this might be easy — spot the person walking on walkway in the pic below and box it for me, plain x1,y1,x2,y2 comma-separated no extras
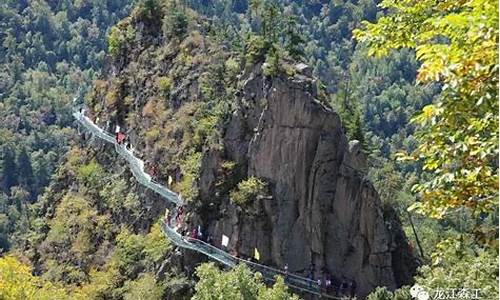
349,279,357,297
339,278,348,296
197,226,203,240
307,270,314,288
283,263,289,282
325,274,332,294
164,208,170,226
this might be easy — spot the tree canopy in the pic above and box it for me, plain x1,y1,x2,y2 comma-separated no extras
354,0,498,236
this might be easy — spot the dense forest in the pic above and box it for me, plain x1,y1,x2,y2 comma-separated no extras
0,0,136,251
0,0,497,299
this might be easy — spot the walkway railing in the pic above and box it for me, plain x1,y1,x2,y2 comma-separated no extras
74,107,346,299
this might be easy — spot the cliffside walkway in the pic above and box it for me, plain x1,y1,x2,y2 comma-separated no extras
74,108,346,299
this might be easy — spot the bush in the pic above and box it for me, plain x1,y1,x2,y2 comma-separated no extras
177,152,202,201
108,26,122,57
135,0,162,21
105,87,119,108
143,222,171,267
225,57,240,80
193,263,299,299
145,127,161,144
415,239,498,298
158,76,172,96
108,21,135,57
262,47,279,77
366,286,412,300
112,229,146,277
76,160,104,187
230,177,267,206
122,273,164,300
245,34,268,66
162,10,188,38
221,160,236,172
0,256,72,300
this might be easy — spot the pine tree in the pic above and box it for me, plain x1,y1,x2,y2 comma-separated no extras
17,148,35,200
332,77,368,152
284,17,305,61
350,111,368,153
1,147,17,195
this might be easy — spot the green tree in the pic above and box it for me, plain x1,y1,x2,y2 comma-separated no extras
332,78,368,151
122,273,164,300
17,147,35,200
354,0,499,240
193,263,299,300
1,147,17,195
0,255,72,300
366,286,411,300
283,17,305,61
162,9,188,38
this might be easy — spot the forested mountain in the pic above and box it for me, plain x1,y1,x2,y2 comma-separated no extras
0,0,497,299
0,0,135,251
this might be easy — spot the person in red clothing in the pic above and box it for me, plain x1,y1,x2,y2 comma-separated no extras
116,132,126,144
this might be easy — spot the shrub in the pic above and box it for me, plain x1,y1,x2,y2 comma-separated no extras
108,26,122,57
143,222,171,267
157,76,172,96
105,87,119,108
366,286,412,300
245,34,268,67
193,263,299,299
230,177,267,206
145,127,161,146
76,160,104,187
135,0,162,21
112,228,146,277
108,22,135,57
122,273,164,300
221,160,236,172
177,152,202,201
262,47,279,77
162,10,188,38
193,114,218,149
142,99,157,117
0,256,72,299
225,57,240,80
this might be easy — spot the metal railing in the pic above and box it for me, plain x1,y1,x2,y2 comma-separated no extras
74,107,348,299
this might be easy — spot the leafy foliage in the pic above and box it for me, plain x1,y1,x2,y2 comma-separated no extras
355,0,499,296
0,0,135,252
0,255,71,300
122,273,165,300
163,9,189,38
230,177,267,206
354,0,499,238
193,263,299,300
415,239,498,298
366,286,411,300
178,152,203,202
108,18,137,58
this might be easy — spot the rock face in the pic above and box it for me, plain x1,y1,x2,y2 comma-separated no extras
90,13,416,296
197,66,416,297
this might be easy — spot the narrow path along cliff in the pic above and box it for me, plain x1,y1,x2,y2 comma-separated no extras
73,105,348,299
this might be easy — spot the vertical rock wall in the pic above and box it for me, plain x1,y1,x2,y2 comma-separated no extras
200,67,416,298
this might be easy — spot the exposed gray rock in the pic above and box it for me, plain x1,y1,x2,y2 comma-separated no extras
197,69,416,298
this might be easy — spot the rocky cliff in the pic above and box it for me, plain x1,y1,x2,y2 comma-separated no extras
87,7,417,298
197,67,416,297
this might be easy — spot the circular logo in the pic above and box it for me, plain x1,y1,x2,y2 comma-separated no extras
410,284,430,300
